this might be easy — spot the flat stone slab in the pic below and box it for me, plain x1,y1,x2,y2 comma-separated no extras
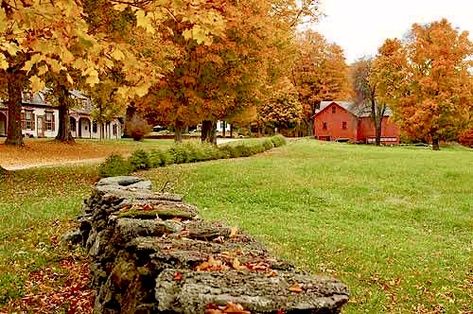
97,176,144,187
72,176,349,313
156,269,350,314
116,218,182,242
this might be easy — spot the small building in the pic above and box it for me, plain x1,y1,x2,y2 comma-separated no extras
314,101,400,144
0,91,123,139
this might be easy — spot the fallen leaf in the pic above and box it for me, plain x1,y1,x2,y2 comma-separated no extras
229,227,238,238
288,283,303,293
173,271,183,281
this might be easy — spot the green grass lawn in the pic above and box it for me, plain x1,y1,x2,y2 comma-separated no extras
143,140,473,313
1,140,472,312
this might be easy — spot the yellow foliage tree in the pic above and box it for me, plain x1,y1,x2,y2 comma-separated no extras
292,31,351,136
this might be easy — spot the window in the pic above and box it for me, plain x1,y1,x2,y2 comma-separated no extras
113,124,117,136
323,122,328,130
342,122,347,130
92,121,97,133
45,111,55,131
332,106,336,114
23,92,33,103
21,110,34,130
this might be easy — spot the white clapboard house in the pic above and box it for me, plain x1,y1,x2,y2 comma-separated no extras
0,91,123,139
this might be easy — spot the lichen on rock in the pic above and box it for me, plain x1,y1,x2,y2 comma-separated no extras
70,176,349,313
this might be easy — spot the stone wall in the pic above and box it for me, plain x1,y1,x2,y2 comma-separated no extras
73,176,349,313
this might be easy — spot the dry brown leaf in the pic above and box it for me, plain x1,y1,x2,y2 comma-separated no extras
196,256,229,272
223,302,251,313
232,258,243,270
288,283,303,293
229,227,238,238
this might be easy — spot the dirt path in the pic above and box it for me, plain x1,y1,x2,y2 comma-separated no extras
3,157,107,171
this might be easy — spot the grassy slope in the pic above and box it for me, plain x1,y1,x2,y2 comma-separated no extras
143,140,473,313
1,140,472,312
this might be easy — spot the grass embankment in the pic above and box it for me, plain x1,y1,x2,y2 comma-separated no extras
1,140,472,312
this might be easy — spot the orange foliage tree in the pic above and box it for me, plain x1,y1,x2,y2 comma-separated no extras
136,0,320,143
377,19,473,150
292,31,351,136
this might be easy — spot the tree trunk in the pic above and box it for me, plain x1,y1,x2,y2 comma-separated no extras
0,166,7,177
124,103,137,139
306,102,319,137
222,121,226,138
5,69,25,146
55,87,75,143
174,120,184,143
201,120,217,144
307,118,314,137
432,136,440,151
374,119,382,146
230,124,233,138
371,101,385,146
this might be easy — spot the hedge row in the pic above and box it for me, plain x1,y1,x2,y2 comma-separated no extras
99,135,287,178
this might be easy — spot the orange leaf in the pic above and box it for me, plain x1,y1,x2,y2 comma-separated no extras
173,272,183,281
229,227,238,238
288,283,303,293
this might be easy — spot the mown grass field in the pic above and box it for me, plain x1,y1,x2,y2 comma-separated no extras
1,139,472,313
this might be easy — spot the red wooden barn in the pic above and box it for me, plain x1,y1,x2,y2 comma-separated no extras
314,101,400,144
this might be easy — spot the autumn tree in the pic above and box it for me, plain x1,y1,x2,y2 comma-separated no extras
380,19,473,150
258,78,303,132
292,31,350,136
88,81,126,140
138,0,276,143
135,0,321,143
351,57,386,146
0,0,227,146
0,1,103,146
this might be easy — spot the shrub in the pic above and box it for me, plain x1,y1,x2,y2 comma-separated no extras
125,114,152,141
182,142,200,162
219,145,239,158
189,141,223,161
99,154,132,178
168,141,223,164
128,149,151,171
234,144,253,157
115,137,287,175
271,135,286,147
168,144,190,164
149,149,174,167
262,139,275,150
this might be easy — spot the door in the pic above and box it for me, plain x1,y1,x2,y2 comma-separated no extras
37,116,44,137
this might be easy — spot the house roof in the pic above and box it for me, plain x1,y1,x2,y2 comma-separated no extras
0,90,94,115
317,101,393,118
